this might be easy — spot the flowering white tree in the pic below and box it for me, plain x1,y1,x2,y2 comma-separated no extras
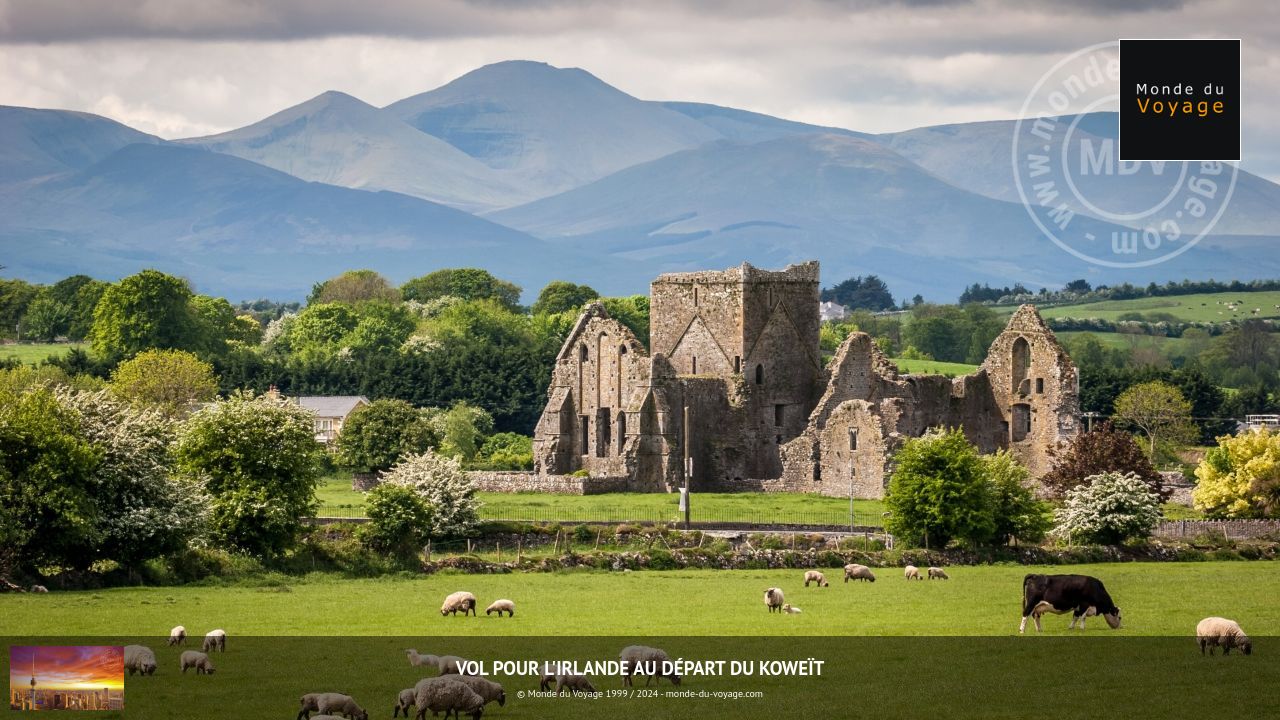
1053,471,1162,545
380,451,481,538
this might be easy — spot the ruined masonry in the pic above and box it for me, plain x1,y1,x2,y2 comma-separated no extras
531,262,1079,497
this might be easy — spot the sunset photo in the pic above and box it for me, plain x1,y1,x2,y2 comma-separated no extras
9,647,124,711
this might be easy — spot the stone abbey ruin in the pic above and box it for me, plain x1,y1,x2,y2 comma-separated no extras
531,262,1079,498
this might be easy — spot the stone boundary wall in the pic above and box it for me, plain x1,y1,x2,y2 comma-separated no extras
465,471,629,495
1155,519,1280,539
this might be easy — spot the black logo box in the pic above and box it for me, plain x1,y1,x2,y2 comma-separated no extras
1120,39,1240,162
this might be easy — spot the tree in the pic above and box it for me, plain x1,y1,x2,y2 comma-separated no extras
1053,472,1161,545
309,269,400,305
110,349,218,417
174,391,321,557
285,303,358,354
90,269,197,359
474,432,534,470
1064,279,1092,293
0,278,38,341
400,268,522,311
820,275,895,311
360,483,433,559
1041,422,1164,498
600,295,650,348
334,399,438,474
21,293,72,341
429,402,495,463
378,451,481,538
1193,430,1280,518
532,281,600,315
1113,381,1198,458
884,429,995,547
983,450,1051,544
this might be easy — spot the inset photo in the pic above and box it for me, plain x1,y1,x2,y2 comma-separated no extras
8,646,124,711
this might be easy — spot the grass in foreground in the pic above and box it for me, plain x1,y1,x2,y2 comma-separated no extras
0,341,85,364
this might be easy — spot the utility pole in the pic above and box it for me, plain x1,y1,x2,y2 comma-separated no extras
681,404,691,530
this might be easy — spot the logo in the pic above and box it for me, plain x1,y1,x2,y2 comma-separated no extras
1012,41,1237,268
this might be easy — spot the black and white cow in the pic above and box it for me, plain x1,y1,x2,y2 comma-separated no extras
1020,574,1121,633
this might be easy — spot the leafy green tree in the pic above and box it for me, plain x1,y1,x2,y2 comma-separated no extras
174,391,321,557
360,483,433,559
286,303,358,354
109,349,218,417
90,269,197,359
1041,422,1163,498
335,399,438,473
0,278,38,341
821,275,895,311
189,295,241,357
1114,381,1198,458
401,268,522,311
21,293,72,341
309,269,400,305
600,295,651,348
378,451,480,539
532,281,600,315
1193,429,1280,518
1053,472,1161,544
982,450,1051,544
884,429,995,547
429,401,495,463
342,303,416,357
474,432,534,470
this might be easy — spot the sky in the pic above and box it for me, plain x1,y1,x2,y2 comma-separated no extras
0,0,1276,178
9,646,124,691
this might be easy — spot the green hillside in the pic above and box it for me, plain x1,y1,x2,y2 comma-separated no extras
1001,291,1280,323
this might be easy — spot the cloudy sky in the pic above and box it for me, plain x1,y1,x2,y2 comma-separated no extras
2,0,1276,178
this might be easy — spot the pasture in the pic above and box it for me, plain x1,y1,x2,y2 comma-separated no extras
1023,291,1280,323
0,341,84,364
889,357,979,376
2,563,1275,719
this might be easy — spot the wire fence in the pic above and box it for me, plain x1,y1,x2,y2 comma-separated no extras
312,504,887,530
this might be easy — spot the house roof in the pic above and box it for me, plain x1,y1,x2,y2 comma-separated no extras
295,396,369,419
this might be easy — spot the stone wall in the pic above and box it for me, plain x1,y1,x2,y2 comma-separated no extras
1154,519,1280,540
466,471,630,495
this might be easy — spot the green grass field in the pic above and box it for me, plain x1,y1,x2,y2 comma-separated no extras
0,341,85,364
1057,330,1193,354
889,357,979,376
1010,291,1280,323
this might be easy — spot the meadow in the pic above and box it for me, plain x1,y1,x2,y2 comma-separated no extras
1019,291,1280,323
0,341,84,364
889,357,979,376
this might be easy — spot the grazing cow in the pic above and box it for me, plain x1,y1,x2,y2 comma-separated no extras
1020,574,1121,633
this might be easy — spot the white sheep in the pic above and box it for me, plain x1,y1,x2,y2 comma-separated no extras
928,567,950,580
540,661,571,690
619,645,681,686
168,625,187,646
123,645,157,676
555,674,597,696
764,587,785,613
437,655,474,676
843,564,876,583
412,677,486,720
904,565,923,581
202,629,226,653
803,571,828,587
179,650,215,675
393,688,416,718
405,649,441,668
1196,617,1253,656
449,675,506,707
30,585,48,593
441,591,478,617
297,692,369,720
782,604,802,614
485,599,515,617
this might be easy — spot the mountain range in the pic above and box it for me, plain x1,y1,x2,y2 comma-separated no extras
2,60,1277,301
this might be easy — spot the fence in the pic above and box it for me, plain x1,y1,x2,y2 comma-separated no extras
312,504,886,530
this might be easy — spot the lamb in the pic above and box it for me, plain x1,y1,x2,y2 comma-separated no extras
764,587,785,613
619,645,681,687
123,645,157,676
393,688,417,718
782,604,802,614
928,567,950,580
485,599,515,617
406,649,441,668
168,625,187,646
179,650,215,675
803,571,829,587
1196,617,1253,656
297,692,369,720
413,677,486,720
843,564,876,583
441,591,478,617
448,675,506,708
555,674,597,696
202,629,226,653
904,565,923,581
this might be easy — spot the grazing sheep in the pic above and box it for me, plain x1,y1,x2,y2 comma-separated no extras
441,591,478,617
406,649,441,668
413,677,486,720
540,661,571,690
1196,617,1253,656
782,604,802,614
449,675,506,708
904,565,923,581
393,688,417,718
928,567,950,580
555,674,597,696
202,629,226,653
803,571,828,587
30,585,48,593
437,655,474,676
764,587,785,613
298,692,369,720
843,564,876,583
123,645,157,676
179,650,215,675
619,645,681,687
168,625,187,646
485,599,515,617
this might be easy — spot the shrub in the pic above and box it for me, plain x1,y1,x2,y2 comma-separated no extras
983,450,1051,545
360,484,433,559
885,429,994,547
379,451,481,539
1193,429,1280,518
473,432,534,470
1042,422,1164,498
334,398,437,473
1053,472,1162,545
